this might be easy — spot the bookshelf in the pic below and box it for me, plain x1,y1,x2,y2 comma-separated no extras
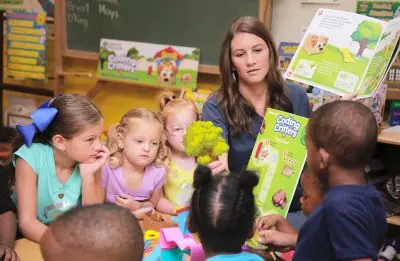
386,87,400,100
378,125,400,226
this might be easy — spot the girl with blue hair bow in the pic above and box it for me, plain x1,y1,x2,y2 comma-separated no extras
12,94,109,243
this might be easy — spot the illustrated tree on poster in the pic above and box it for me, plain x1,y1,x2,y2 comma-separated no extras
99,47,115,69
183,48,200,60
351,20,382,57
127,46,144,60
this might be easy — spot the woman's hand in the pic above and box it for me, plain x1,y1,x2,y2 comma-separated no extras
79,145,110,180
272,189,287,209
207,153,229,175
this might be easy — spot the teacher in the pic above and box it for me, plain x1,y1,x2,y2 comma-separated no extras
201,16,311,227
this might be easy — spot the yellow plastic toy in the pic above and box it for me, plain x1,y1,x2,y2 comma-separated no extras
144,230,160,240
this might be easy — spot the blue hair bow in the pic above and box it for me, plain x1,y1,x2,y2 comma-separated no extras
16,98,58,147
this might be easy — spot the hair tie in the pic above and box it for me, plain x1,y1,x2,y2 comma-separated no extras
16,96,60,147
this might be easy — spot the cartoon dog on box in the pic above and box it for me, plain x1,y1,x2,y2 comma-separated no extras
158,60,177,84
303,34,329,55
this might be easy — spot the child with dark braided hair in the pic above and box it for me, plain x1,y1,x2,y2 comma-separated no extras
188,165,263,261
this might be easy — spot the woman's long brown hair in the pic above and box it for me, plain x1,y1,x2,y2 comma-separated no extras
218,16,293,136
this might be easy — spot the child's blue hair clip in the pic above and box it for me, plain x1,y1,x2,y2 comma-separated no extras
16,94,61,147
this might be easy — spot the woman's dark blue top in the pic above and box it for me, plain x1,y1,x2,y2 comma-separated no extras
202,82,311,211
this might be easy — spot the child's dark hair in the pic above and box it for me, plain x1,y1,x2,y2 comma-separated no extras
189,165,259,254
12,94,102,153
307,100,377,168
41,204,143,261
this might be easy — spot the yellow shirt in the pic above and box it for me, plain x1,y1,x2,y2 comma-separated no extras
164,161,196,207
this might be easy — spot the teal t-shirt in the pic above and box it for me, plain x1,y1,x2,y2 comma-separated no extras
13,143,82,224
207,252,264,261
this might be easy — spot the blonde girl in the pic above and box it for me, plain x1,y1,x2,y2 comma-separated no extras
156,90,199,214
101,108,170,216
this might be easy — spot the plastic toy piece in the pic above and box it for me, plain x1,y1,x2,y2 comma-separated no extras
143,244,161,261
172,210,190,235
144,230,160,240
160,248,185,261
159,227,206,261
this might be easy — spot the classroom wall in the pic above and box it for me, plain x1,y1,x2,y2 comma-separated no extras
3,0,364,131
63,0,362,130
2,24,219,131
61,59,219,130
271,0,357,44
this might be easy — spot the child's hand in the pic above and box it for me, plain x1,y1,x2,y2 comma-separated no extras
256,214,282,231
272,189,287,209
256,214,298,249
115,195,142,211
132,208,154,220
256,215,296,249
257,229,297,249
0,245,19,261
79,145,110,180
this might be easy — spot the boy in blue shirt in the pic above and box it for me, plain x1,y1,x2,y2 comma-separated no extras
258,101,387,261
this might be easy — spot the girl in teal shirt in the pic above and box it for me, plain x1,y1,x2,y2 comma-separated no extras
12,94,109,243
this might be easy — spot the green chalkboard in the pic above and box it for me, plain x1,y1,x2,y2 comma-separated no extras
63,0,261,66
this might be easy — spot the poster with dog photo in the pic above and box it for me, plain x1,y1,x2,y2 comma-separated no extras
247,109,309,218
96,39,199,89
286,8,400,99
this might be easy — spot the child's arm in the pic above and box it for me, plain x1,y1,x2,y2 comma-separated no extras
0,211,18,261
115,196,153,210
148,187,163,208
114,196,153,219
79,145,109,205
98,185,106,203
0,211,16,248
156,196,175,215
15,158,48,243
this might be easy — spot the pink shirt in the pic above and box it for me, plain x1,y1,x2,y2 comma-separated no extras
101,162,166,203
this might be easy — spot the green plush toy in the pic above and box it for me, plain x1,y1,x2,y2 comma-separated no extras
183,121,229,165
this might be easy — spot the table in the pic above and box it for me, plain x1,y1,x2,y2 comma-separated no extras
13,212,276,261
14,238,43,261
